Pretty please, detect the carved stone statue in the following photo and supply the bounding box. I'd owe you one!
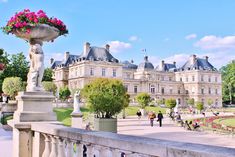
[26,41,44,91]
[71,90,82,115]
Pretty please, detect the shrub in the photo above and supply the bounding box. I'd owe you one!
[59,86,71,101]
[81,78,126,118]
[42,81,57,95]
[2,77,23,99]
[196,101,204,112]
[136,93,151,109]
[165,98,176,109]
[187,98,195,106]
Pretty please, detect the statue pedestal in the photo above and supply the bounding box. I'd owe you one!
[13,91,57,122]
[71,112,83,128]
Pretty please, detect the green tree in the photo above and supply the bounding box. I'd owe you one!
[187,98,195,106]
[165,98,176,109]
[157,99,165,105]
[42,68,53,81]
[4,52,29,82]
[196,101,204,113]
[220,60,235,104]
[2,77,23,99]
[0,49,9,92]
[81,78,126,118]
[207,99,213,106]
[136,93,151,109]
[59,86,71,101]
[122,93,130,119]
[42,81,57,95]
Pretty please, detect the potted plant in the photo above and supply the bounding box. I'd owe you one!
[81,78,126,133]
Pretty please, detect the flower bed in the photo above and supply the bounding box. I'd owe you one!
[2,9,68,36]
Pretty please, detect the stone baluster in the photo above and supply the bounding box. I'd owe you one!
[57,138,66,157]
[42,134,51,157]
[98,146,110,157]
[86,144,95,157]
[49,136,58,157]
[111,149,122,157]
[75,142,83,157]
[66,139,74,157]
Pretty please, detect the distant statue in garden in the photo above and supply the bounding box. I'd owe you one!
[26,41,44,91]
[72,90,82,115]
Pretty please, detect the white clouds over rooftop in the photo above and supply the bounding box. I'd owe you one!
[107,41,131,53]
[194,35,235,51]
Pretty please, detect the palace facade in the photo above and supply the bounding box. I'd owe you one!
[51,42,222,107]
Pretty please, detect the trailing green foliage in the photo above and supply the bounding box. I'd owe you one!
[81,78,126,118]
[136,93,151,109]
[187,98,195,106]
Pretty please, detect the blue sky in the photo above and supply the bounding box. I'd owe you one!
[0,0,235,68]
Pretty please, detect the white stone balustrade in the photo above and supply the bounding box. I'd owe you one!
[27,123,235,157]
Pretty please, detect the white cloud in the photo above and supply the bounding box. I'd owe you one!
[129,36,139,41]
[194,35,235,51]
[154,52,235,69]
[44,52,64,67]
[185,34,197,40]
[107,41,131,53]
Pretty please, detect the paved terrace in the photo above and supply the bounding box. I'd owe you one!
[0,114,235,157]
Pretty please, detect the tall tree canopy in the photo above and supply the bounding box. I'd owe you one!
[43,68,53,81]
[220,60,235,104]
[0,50,29,92]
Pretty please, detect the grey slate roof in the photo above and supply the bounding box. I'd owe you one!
[80,47,119,63]
[138,56,154,70]
[122,60,138,70]
[156,63,177,72]
[180,58,217,71]
[51,54,80,69]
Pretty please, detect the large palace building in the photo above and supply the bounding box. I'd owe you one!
[51,42,222,107]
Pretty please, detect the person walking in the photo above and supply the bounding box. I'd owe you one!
[136,110,142,120]
[157,111,164,127]
[148,111,156,127]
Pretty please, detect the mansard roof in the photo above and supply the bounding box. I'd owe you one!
[80,47,119,63]
[138,56,154,70]
[156,63,177,72]
[122,60,138,70]
[51,54,80,69]
[180,57,217,71]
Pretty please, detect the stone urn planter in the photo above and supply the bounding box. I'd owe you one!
[94,118,117,133]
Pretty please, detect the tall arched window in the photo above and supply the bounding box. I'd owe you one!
[150,85,155,94]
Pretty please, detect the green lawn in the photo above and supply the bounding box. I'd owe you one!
[213,118,235,127]
[54,106,166,126]
[53,107,90,126]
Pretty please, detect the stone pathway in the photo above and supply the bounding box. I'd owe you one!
[118,116,235,148]
[0,125,12,157]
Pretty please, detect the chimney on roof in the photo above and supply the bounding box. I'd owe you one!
[173,61,176,66]
[190,54,196,64]
[130,59,134,63]
[50,58,54,64]
[83,42,90,56]
[144,56,148,61]
[65,52,70,60]
[105,44,110,51]
[203,56,209,61]
[160,60,165,71]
